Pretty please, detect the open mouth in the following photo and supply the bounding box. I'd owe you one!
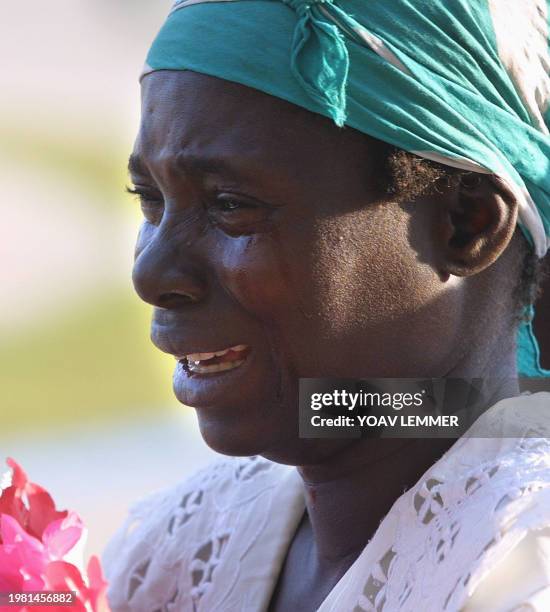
[177,344,251,375]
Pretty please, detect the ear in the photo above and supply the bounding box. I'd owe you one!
[438,173,519,277]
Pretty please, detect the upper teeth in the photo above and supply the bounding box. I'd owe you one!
[180,344,248,363]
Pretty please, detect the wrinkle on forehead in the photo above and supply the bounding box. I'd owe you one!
[135,70,383,201]
[138,70,368,157]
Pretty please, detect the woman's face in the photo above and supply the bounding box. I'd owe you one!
[131,71,462,460]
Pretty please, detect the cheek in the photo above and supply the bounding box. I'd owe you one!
[214,206,461,378]
[217,233,294,319]
[215,231,322,376]
[283,210,415,339]
[309,209,462,376]
[279,207,460,376]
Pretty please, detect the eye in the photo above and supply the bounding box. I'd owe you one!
[207,194,273,235]
[219,199,243,211]
[126,185,164,225]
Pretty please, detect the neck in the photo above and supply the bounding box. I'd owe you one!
[446,328,520,400]
[297,437,453,562]
[296,351,520,564]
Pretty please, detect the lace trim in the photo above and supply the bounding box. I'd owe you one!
[104,394,550,612]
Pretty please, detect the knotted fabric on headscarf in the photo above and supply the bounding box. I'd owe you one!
[143,0,550,376]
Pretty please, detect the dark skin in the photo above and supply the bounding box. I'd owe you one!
[534,272,550,369]
[130,71,524,611]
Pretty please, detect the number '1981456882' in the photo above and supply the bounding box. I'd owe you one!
[0,592,76,606]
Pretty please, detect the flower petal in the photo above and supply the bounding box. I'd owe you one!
[0,515,42,552]
[87,556,110,612]
[44,561,89,611]
[6,458,28,490]
[0,546,25,591]
[0,487,28,542]
[0,516,47,592]
[42,512,84,560]
[27,485,68,541]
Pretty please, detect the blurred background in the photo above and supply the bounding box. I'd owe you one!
[0,0,216,558]
[2,0,549,568]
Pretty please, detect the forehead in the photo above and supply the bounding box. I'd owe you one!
[136,71,375,174]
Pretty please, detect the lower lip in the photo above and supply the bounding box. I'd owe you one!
[173,351,253,408]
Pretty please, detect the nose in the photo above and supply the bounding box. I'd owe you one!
[132,229,208,309]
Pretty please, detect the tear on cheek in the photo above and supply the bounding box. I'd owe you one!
[219,235,290,314]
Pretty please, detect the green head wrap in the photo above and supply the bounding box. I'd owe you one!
[144,0,550,377]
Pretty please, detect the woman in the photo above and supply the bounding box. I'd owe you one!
[103,0,550,610]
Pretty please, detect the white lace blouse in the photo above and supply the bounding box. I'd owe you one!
[103,392,550,611]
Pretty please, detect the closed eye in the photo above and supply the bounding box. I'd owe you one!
[126,185,163,203]
[127,185,165,225]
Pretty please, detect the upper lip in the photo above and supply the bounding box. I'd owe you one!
[151,320,248,360]
[179,345,249,361]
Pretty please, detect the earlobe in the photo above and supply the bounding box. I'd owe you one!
[441,174,519,277]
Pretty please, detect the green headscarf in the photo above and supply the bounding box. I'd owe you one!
[144,0,550,376]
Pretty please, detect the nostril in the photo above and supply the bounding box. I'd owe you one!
[158,291,200,308]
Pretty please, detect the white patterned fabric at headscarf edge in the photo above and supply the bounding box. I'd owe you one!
[488,0,550,135]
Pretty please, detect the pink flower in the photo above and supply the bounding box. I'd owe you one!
[0,514,46,592]
[42,512,85,561]
[0,458,67,543]
[45,556,109,612]
[0,458,111,612]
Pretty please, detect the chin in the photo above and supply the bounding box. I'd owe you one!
[195,409,276,457]
[195,408,351,467]
[189,374,305,459]
[193,398,302,460]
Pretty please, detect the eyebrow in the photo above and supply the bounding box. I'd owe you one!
[176,153,239,177]
[128,152,246,181]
